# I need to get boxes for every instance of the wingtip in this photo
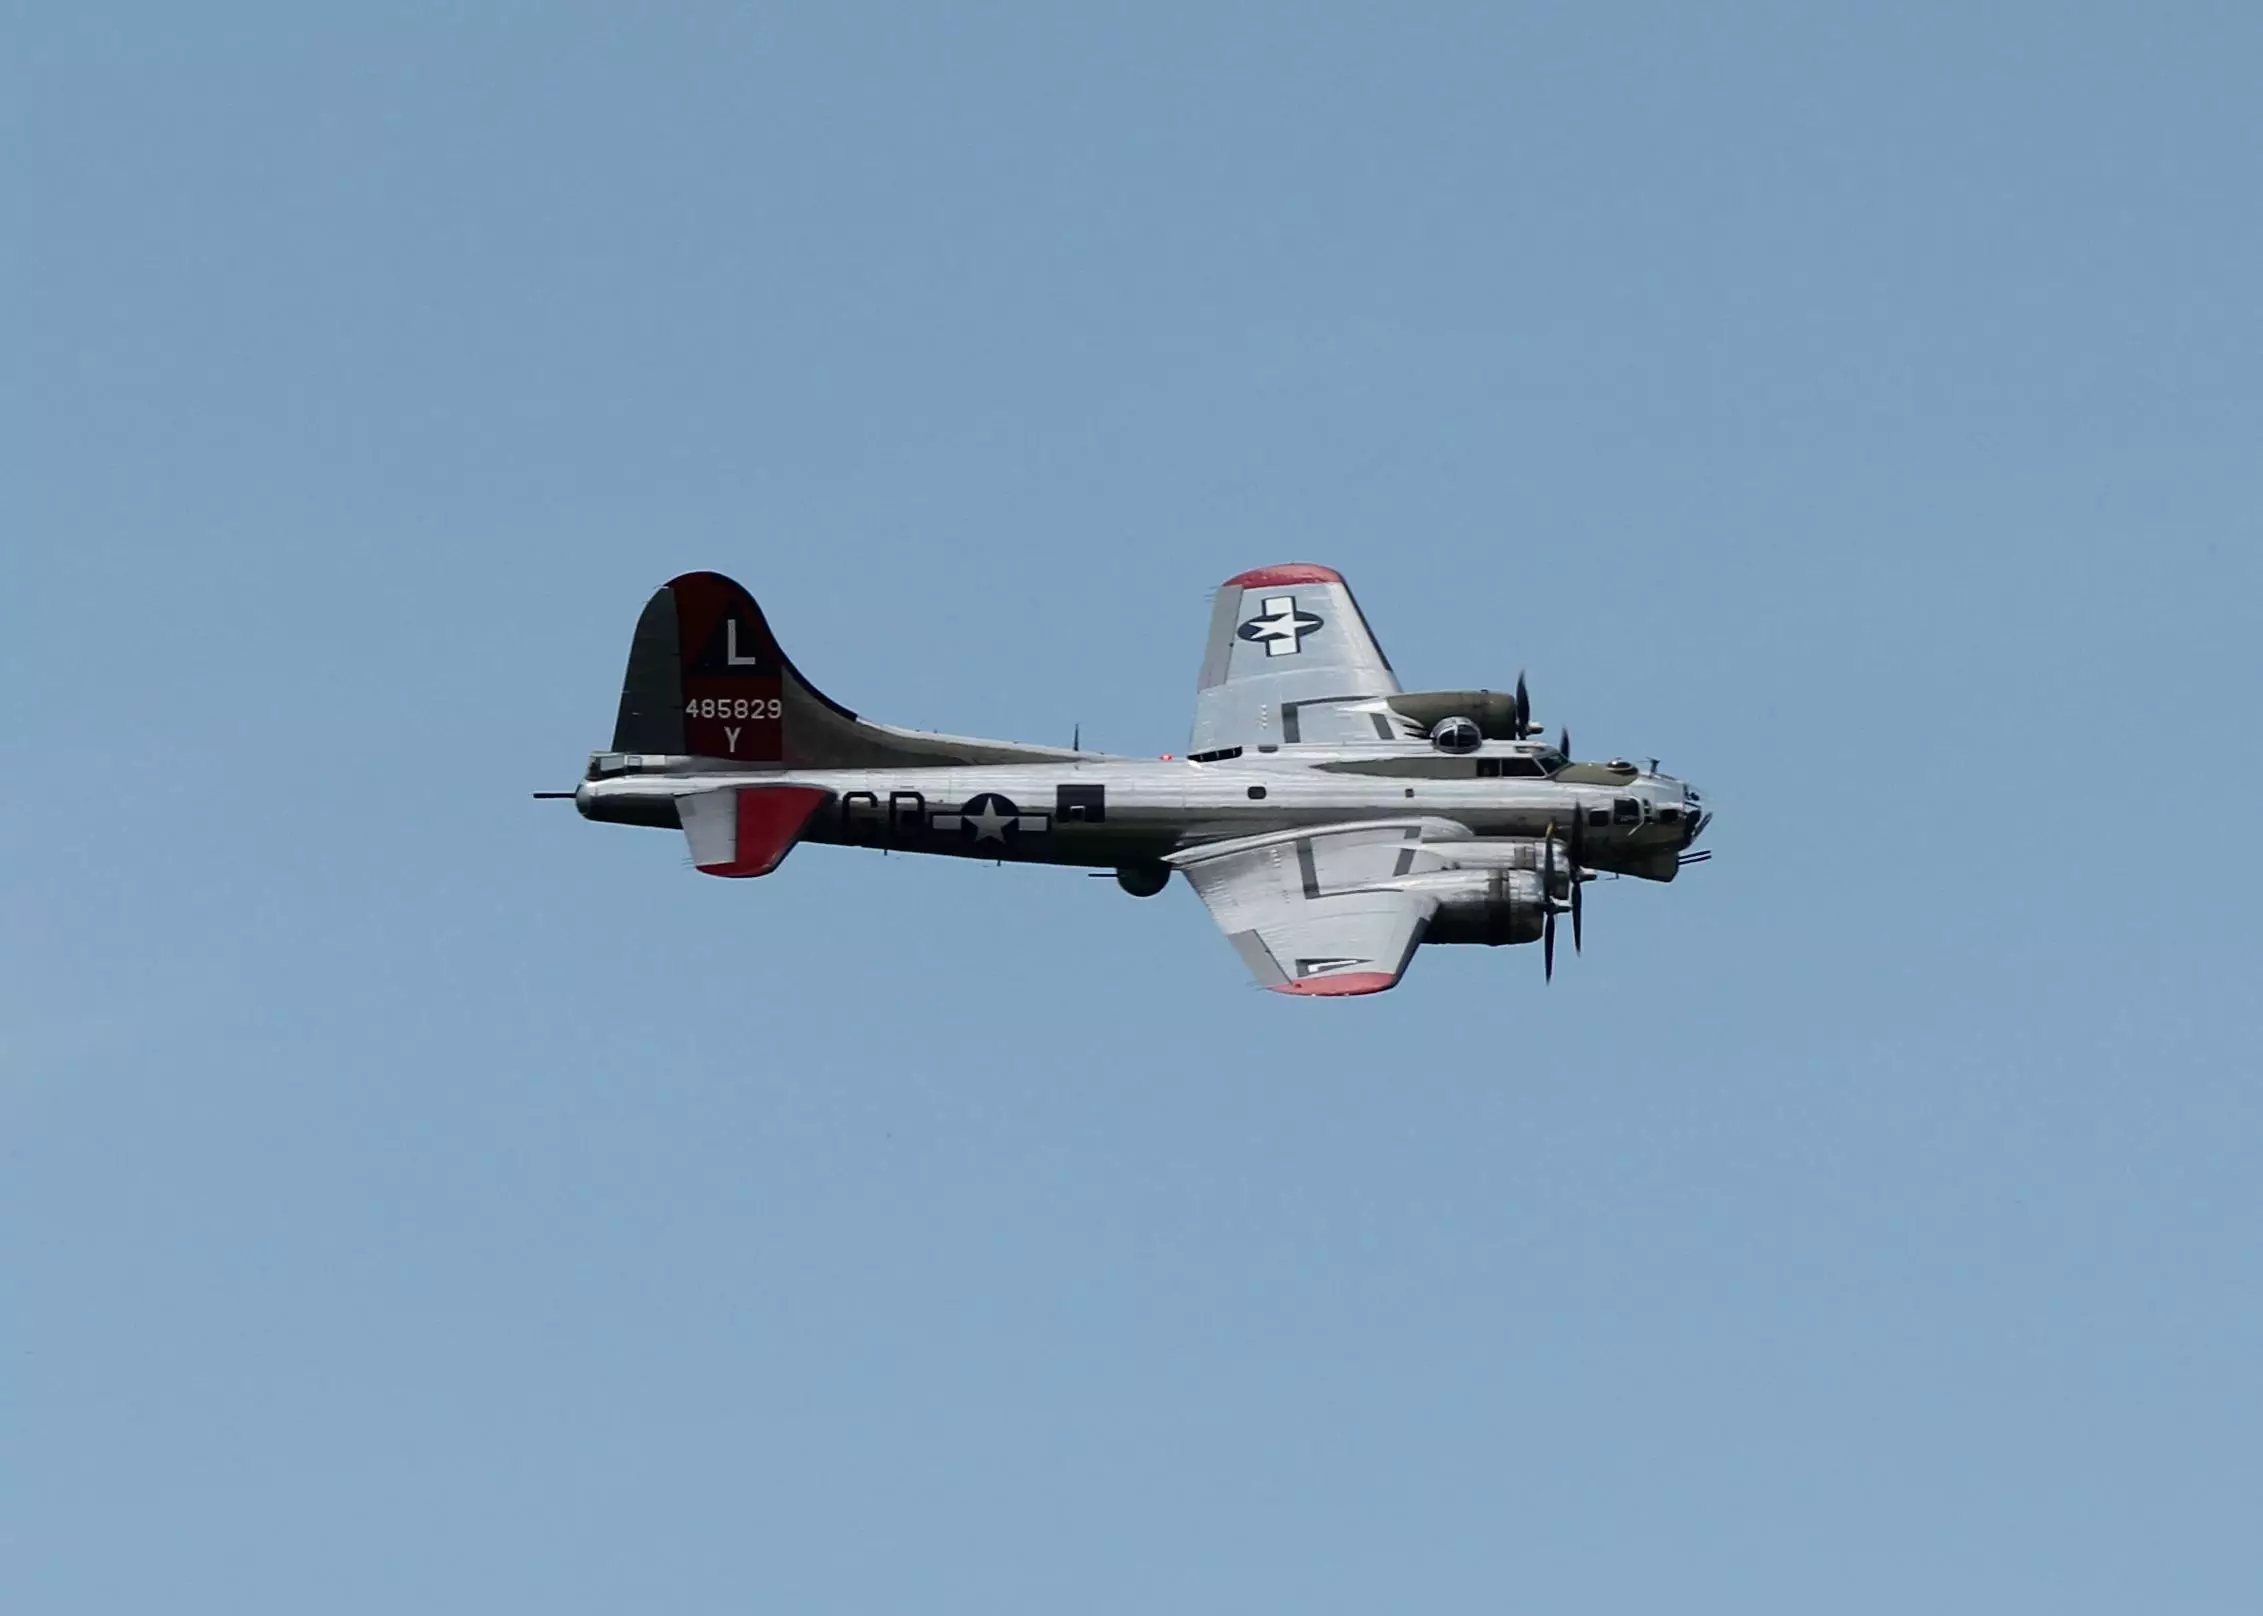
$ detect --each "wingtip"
[1222,563,1345,589]
[1268,971,1399,997]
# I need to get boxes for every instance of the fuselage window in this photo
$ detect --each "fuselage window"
[1587,807,1610,829]
[1613,798,1640,824]
[1247,785,1267,800]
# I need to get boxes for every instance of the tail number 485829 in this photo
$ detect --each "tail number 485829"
[687,697,783,720]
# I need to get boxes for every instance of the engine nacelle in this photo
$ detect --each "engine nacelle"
[1389,689,1527,738]
[1423,868,1549,947]
[1437,837,1570,874]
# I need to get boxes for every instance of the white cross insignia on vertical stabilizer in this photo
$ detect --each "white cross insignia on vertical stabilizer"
[1237,595,1324,657]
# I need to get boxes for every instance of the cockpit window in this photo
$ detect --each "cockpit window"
[1477,754,1547,779]
[1613,798,1640,824]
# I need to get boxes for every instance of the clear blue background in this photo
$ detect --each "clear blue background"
[7,6,2260,1611]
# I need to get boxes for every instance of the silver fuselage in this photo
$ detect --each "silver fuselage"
[579,746,1709,881]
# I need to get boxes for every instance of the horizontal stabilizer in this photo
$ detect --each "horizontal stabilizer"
[678,785,832,877]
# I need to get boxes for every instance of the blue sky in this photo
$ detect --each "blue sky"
[6,5,2261,1611]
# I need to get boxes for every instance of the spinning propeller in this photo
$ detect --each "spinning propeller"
[1543,827,1557,981]
[1519,687,1590,982]
[1540,815,1588,983]
[1569,808,1585,956]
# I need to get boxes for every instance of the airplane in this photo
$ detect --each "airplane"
[552,564,1711,996]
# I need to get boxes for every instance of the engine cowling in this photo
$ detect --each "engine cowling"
[1389,689,1526,738]
[1424,867,1549,947]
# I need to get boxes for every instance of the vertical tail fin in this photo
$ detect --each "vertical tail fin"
[612,571,796,764]
[607,571,1086,770]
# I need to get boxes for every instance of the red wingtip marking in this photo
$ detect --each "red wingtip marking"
[1269,971,1399,997]
[1223,563,1344,589]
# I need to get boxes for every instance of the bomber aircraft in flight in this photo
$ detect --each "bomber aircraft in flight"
[555,565,1711,996]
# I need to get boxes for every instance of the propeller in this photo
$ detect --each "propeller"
[1569,806,1585,954]
[1542,822,1557,982]
[1535,815,1589,982]
[1558,725,1571,760]
[1514,672,1532,739]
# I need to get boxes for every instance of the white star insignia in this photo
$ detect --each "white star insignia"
[965,800,1014,843]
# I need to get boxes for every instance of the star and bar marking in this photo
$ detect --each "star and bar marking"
[1237,594,1324,658]
[929,792,1051,848]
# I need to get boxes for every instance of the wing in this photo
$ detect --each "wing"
[1190,564,1401,754]
[1166,819,1444,996]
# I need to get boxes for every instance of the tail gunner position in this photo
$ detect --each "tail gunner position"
[558,565,1712,996]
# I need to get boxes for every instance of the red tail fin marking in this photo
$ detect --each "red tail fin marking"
[670,571,787,764]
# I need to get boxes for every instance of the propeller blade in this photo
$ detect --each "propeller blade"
[1568,810,1584,953]
[1558,725,1571,760]
[1515,672,1531,738]
[1542,822,1557,982]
